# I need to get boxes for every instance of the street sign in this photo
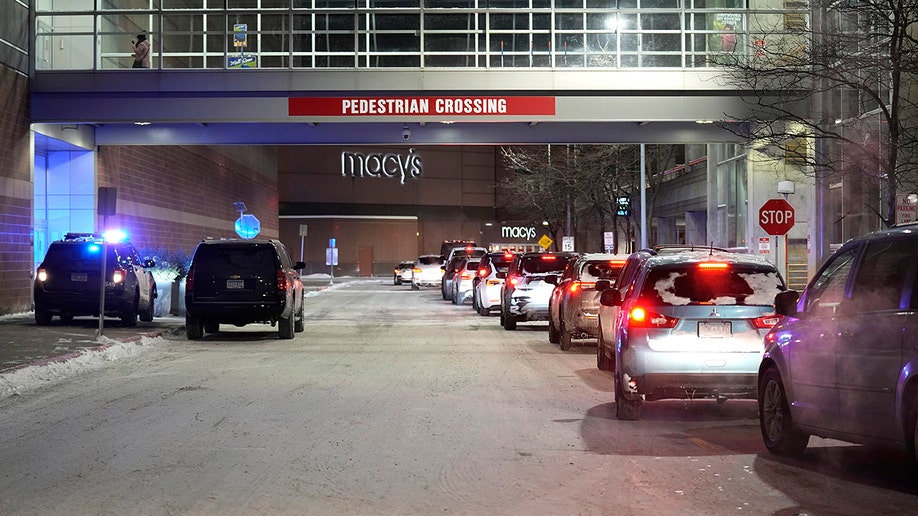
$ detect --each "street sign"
[562,236,574,252]
[538,234,553,250]
[758,198,795,235]
[896,194,917,225]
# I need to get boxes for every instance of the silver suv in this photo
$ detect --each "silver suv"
[600,248,784,420]
[759,223,918,465]
[500,251,578,330]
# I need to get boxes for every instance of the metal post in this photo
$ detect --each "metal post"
[640,143,648,249]
[96,221,107,338]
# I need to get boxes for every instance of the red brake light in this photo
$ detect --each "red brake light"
[541,255,557,260]
[478,268,488,277]
[509,275,521,286]
[112,268,126,284]
[460,271,473,280]
[698,262,729,270]
[504,253,513,259]
[186,268,194,291]
[276,270,288,291]
[412,267,422,274]
[628,307,678,328]
[569,281,581,293]
[753,314,781,329]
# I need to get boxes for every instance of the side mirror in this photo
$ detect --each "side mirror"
[599,288,622,307]
[595,279,611,292]
[545,275,558,285]
[774,290,801,317]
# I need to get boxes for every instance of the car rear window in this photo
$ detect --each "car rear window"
[521,256,573,275]
[43,242,116,263]
[582,261,623,282]
[640,264,782,306]
[194,244,278,273]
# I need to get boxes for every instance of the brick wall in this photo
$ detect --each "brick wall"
[0,64,33,315]
[96,145,280,262]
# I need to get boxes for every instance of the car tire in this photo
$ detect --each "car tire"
[278,313,295,339]
[503,309,517,330]
[548,317,560,344]
[452,285,459,305]
[140,285,156,322]
[294,296,306,333]
[759,365,809,455]
[559,319,572,351]
[472,291,479,312]
[186,316,204,340]
[204,321,219,334]
[478,302,489,316]
[614,370,642,421]
[121,293,138,327]
[597,329,613,371]
[393,275,398,285]
[411,283,419,291]
[35,310,53,326]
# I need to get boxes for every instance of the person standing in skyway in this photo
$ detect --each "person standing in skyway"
[131,34,150,68]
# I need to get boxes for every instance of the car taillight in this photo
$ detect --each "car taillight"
[569,281,581,293]
[509,275,521,286]
[478,268,488,277]
[186,268,194,291]
[112,268,126,284]
[412,267,422,274]
[541,255,557,260]
[569,281,595,293]
[753,314,781,329]
[698,262,729,270]
[628,307,678,328]
[486,279,502,286]
[37,268,48,282]
[276,270,288,291]
[460,271,474,280]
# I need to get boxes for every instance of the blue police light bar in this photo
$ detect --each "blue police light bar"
[102,229,127,243]
[329,238,337,248]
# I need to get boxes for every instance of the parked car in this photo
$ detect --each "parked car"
[439,239,477,258]
[34,232,157,326]
[442,246,487,300]
[451,258,481,305]
[547,253,628,351]
[499,251,578,330]
[394,260,415,285]
[411,254,444,290]
[184,238,306,339]
[472,251,515,316]
[599,248,784,420]
[758,224,918,465]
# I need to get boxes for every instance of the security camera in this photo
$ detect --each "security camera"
[402,125,411,140]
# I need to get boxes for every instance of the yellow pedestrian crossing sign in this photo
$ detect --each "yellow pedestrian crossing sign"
[538,234,553,250]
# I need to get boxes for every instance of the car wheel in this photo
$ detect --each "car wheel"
[614,371,642,421]
[278,313,295,339]
[140,285,156,322]
[548,317,560,344]
[478,302,489,316]
[411,283,419,291]
[204,321,219,333]
[35,310,53,326]
[597,328,612,371]
[559,319,572,351]
[121,293,138,327]
[472,291,479,311]
[186,316,204,340]
[759,365,809,455]
[503,309,517,331]
[452,285,459,305]
[294,296,306,333]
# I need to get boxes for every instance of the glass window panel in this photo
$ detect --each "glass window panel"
[367,0,420,6]
[261,14,292,33]
[490,13,532,30]
[261,33,290,52]
[161,0,206,8]
[555,13,584,30]
[161,33,204,54]
[316,54,357,67]
[315,14,356,30]
[292,14,313,31]
[556,0,584,6]
[292,34,313,51]
[426,0,476,6]
[586,32,616,52]
[642,32,681,51]
[290,54,313,67]
[620,54,638,66]
[491,33,529,51]
[424,54,477,67]
[361,13,419,30]
[640,0,681,7]
[162,14,205,33]
[424,14,478,30]
[309,1,357,7]
[98,0,155,10]
[556,33,584,55]
[620,32,638,51]
[586,13,620,30]
[161,55,204,68]
[369,33,419,52]
[640,13,681,30]
[206,33,225,49]
[207,15,226,32]
[641,53,681,66]
[316,33,356,51]
[693,0,746,6]
[424,34,476,51]
[205,55,226,67]
[586,0,616,6]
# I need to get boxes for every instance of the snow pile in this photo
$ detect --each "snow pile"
[0,335,162,399]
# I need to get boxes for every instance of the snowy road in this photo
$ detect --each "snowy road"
[0,279,916,515]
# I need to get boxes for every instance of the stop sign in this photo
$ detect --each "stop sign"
[759,198,795,235]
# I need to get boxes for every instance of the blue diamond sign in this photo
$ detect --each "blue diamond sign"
[235,213,260,239]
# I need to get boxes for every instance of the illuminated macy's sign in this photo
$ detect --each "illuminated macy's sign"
[341,149,422,184]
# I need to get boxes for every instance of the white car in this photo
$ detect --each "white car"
[411,254,444,290]
[472,251,515,316]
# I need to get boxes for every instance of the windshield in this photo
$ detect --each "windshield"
[521,256,574,275]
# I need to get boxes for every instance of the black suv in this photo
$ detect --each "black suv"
[184,239,306,339]
[499,251,578,330]
[34,233,157,326]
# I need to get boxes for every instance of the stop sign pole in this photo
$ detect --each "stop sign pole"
[759,198,795,279]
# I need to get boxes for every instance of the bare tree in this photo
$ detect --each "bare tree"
[720,0,918,226]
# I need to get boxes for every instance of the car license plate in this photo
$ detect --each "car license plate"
[698,321,732,338]
[71,273,87,282]
[226,279,245,289]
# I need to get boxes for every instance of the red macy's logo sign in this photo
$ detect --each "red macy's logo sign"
[289,96,556,117]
